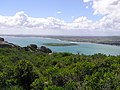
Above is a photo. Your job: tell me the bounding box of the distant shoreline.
[0,34,120,46]
[0,34,120,37]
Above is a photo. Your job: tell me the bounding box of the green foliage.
[44,86,64,90]
[0,48,120,89]
[5,85,23,90]
[14,60,39,90]
[31,78,45,90]
[64,80,78,90]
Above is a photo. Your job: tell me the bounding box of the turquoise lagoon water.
[2,36,120,55]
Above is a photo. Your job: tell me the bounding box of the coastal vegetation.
[0,47,120,90]
[0,37,120,90]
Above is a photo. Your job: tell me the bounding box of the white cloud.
[86,6,89,9]
[0,11,66,30]
[0,11,28,27]
[93,0,120,15]
[71,16,75,19]
[84,0,120,15]
[0,8,120,36]
[57,11,62,14]
[83,0,91,3]
[1,12,92,30]
[82,0,120,35]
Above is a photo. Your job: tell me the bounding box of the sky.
[0,0,120,36]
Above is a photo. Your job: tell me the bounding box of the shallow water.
[1,36,120,55]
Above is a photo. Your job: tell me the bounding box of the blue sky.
[0,0,120,36]
[0,0,101,22]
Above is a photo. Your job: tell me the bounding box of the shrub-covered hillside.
[0,48,120,90]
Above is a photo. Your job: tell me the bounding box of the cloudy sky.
[0,0,120,36]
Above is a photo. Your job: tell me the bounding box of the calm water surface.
[2,36,120,55]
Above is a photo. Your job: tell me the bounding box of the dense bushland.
[0,48,120,90]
